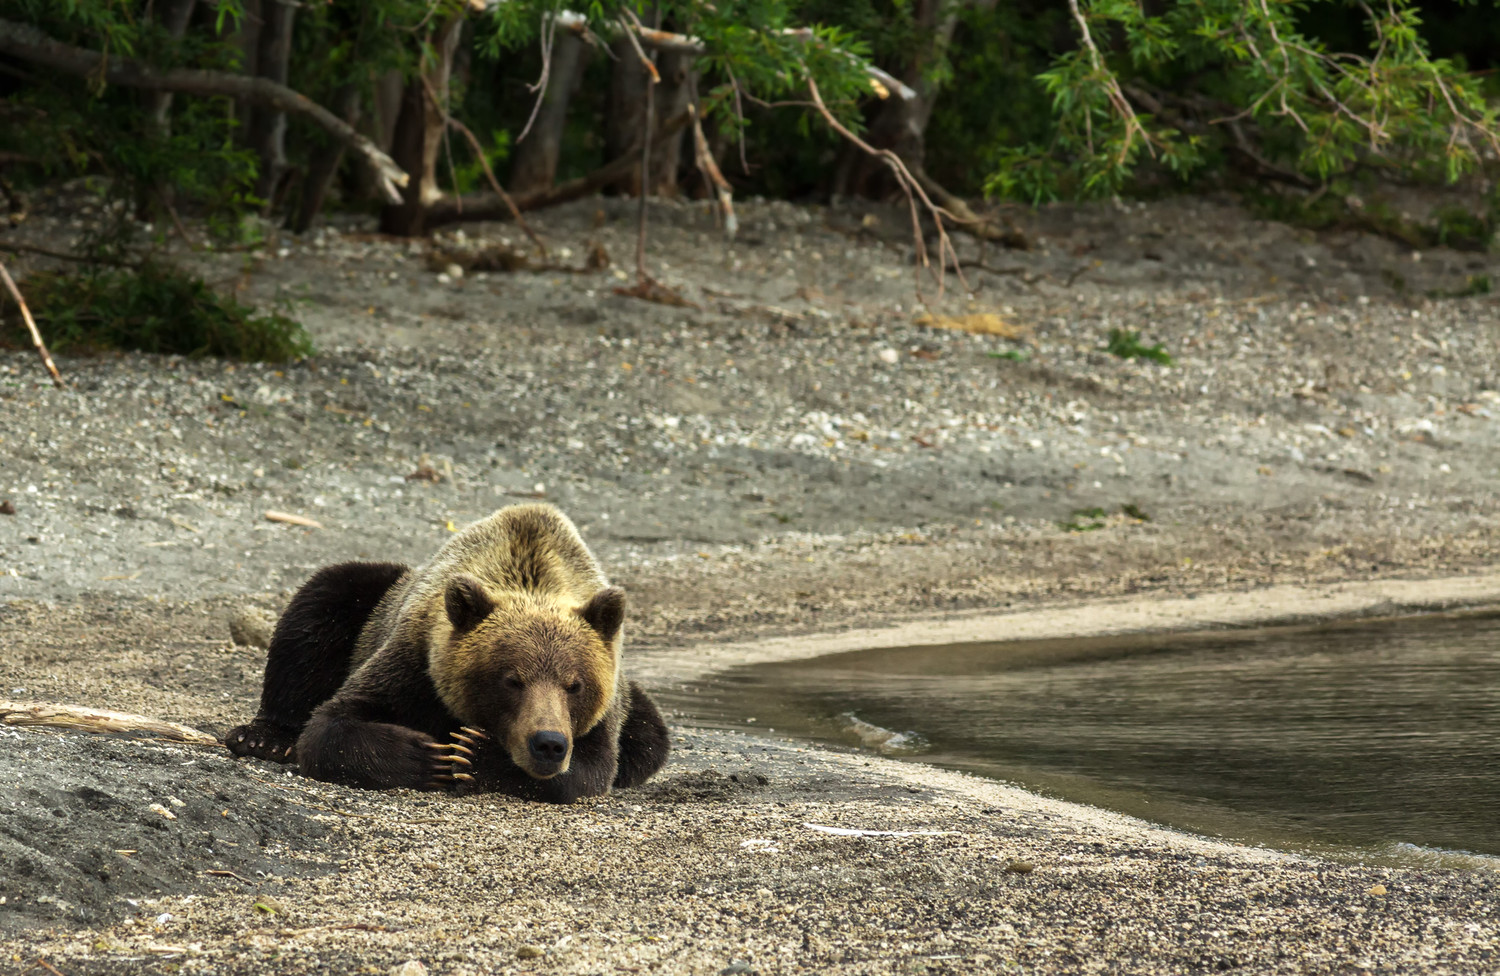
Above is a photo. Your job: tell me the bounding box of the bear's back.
[353,505,607,663]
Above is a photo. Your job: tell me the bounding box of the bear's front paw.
[226,720,298,764]
[424,725,489,791]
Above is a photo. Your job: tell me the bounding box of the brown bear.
[225,504,669,802]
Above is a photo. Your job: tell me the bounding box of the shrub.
[2,261,313,361]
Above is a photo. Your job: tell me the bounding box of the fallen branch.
[424,108,694,228]
[0,18,408,203]
[0,258,63,388]
[0,700,219,745]
[419,75,547,256]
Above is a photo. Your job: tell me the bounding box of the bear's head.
[430,574,623,779]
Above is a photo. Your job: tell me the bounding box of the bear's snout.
[528,730,569,773]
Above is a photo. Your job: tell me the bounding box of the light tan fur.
[350,505,622,776]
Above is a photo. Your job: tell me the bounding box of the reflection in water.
[662,612,1500,863]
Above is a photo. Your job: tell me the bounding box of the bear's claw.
[226,721,298,765]
[424,727,488,789]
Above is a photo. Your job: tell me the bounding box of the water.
[663,612,1500,864]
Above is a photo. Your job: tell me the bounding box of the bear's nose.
[528,731,568,765]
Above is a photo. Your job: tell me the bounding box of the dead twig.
[0,700,218,745]
[0,257,63,387]
[204,870,256,884]
[36,959,68,976]
[620,9,658,285]
[264,510,324,529]
[803,76,965,301]
[516,10,559,144]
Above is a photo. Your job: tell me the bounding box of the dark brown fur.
[226,505,670,801]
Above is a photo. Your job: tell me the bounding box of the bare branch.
[804,76,966,300]
[0,258,63,388]
[0,17,408,203]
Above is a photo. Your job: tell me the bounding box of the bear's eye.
[503,676,524,691]
[565,680,583,695]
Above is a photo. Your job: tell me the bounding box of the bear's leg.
[226,561,408,764]
[295,709,455,791]
[612,682,671,789]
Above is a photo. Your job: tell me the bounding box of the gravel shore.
[2,192,1499,972]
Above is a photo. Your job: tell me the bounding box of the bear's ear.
[445,574,495,633]
[578,586,625,644]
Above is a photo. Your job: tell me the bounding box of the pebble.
[390,962,427,976]
[516,945,545,959]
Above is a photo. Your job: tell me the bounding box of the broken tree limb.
[0,17,408,203]
[424,108,695,228]
[0,700,220,746]
[0,258,63,388]
[690,102,737,238]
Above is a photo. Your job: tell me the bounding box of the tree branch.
[0,17,409,203]
[0,258,64,388]
[555,15,916,101]
[424,108,695,228]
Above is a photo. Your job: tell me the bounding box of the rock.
[228,609,276,649]
[390,962,428,976]
[1366,883,1387,896]
[877,348,899,364]
[1005,860,1036,874]
[517,945,545,959]
[720,961,754,975]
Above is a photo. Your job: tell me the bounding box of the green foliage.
[1105,329,1174,365]
[988,349,1031,363]
[924,1,1067,195]
[2,262,313,361]
[986,0,1500,202]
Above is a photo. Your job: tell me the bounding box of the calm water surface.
[662,612,1500,864]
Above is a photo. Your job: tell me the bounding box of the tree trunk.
[604,36,649,195]
[138,0,199,219]
[507,27,589,195]
[831,0,963,199]
[378,16,463,237]
[426,108,694,229]
[352,69,404,203]
[228,0,262,139]
[247,0,297,208]
[648,49,693,196]
[290,82,361,233]
[143,0,198,130]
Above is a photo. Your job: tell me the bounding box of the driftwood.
[0,17,408,203]
[0,700,220,745]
